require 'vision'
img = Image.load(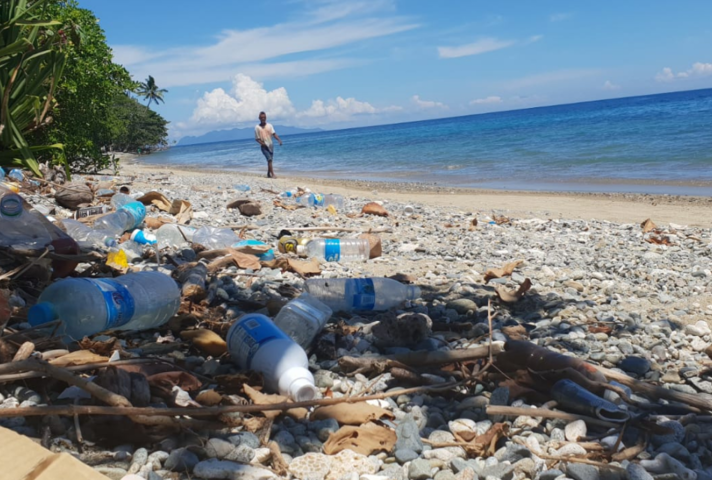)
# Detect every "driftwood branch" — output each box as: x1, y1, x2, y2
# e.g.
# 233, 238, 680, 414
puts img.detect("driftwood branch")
486, 405, 619, 429
283, 226, 393, 233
